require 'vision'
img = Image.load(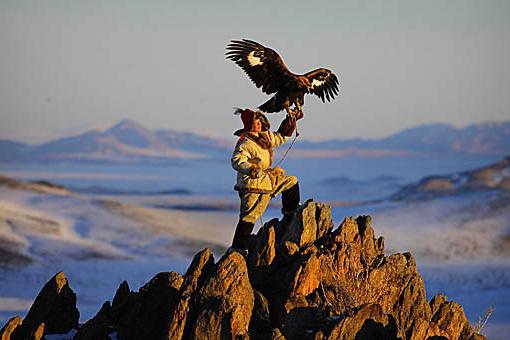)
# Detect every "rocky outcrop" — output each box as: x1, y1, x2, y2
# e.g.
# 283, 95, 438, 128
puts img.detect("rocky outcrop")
73, 302, 112, 340
190, 251, 254, 339
0, 201, 487, 339
166, 248, 215, 339
391, 156, 510, 200
0, 272, 80, 340
0, 316, 22, 340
